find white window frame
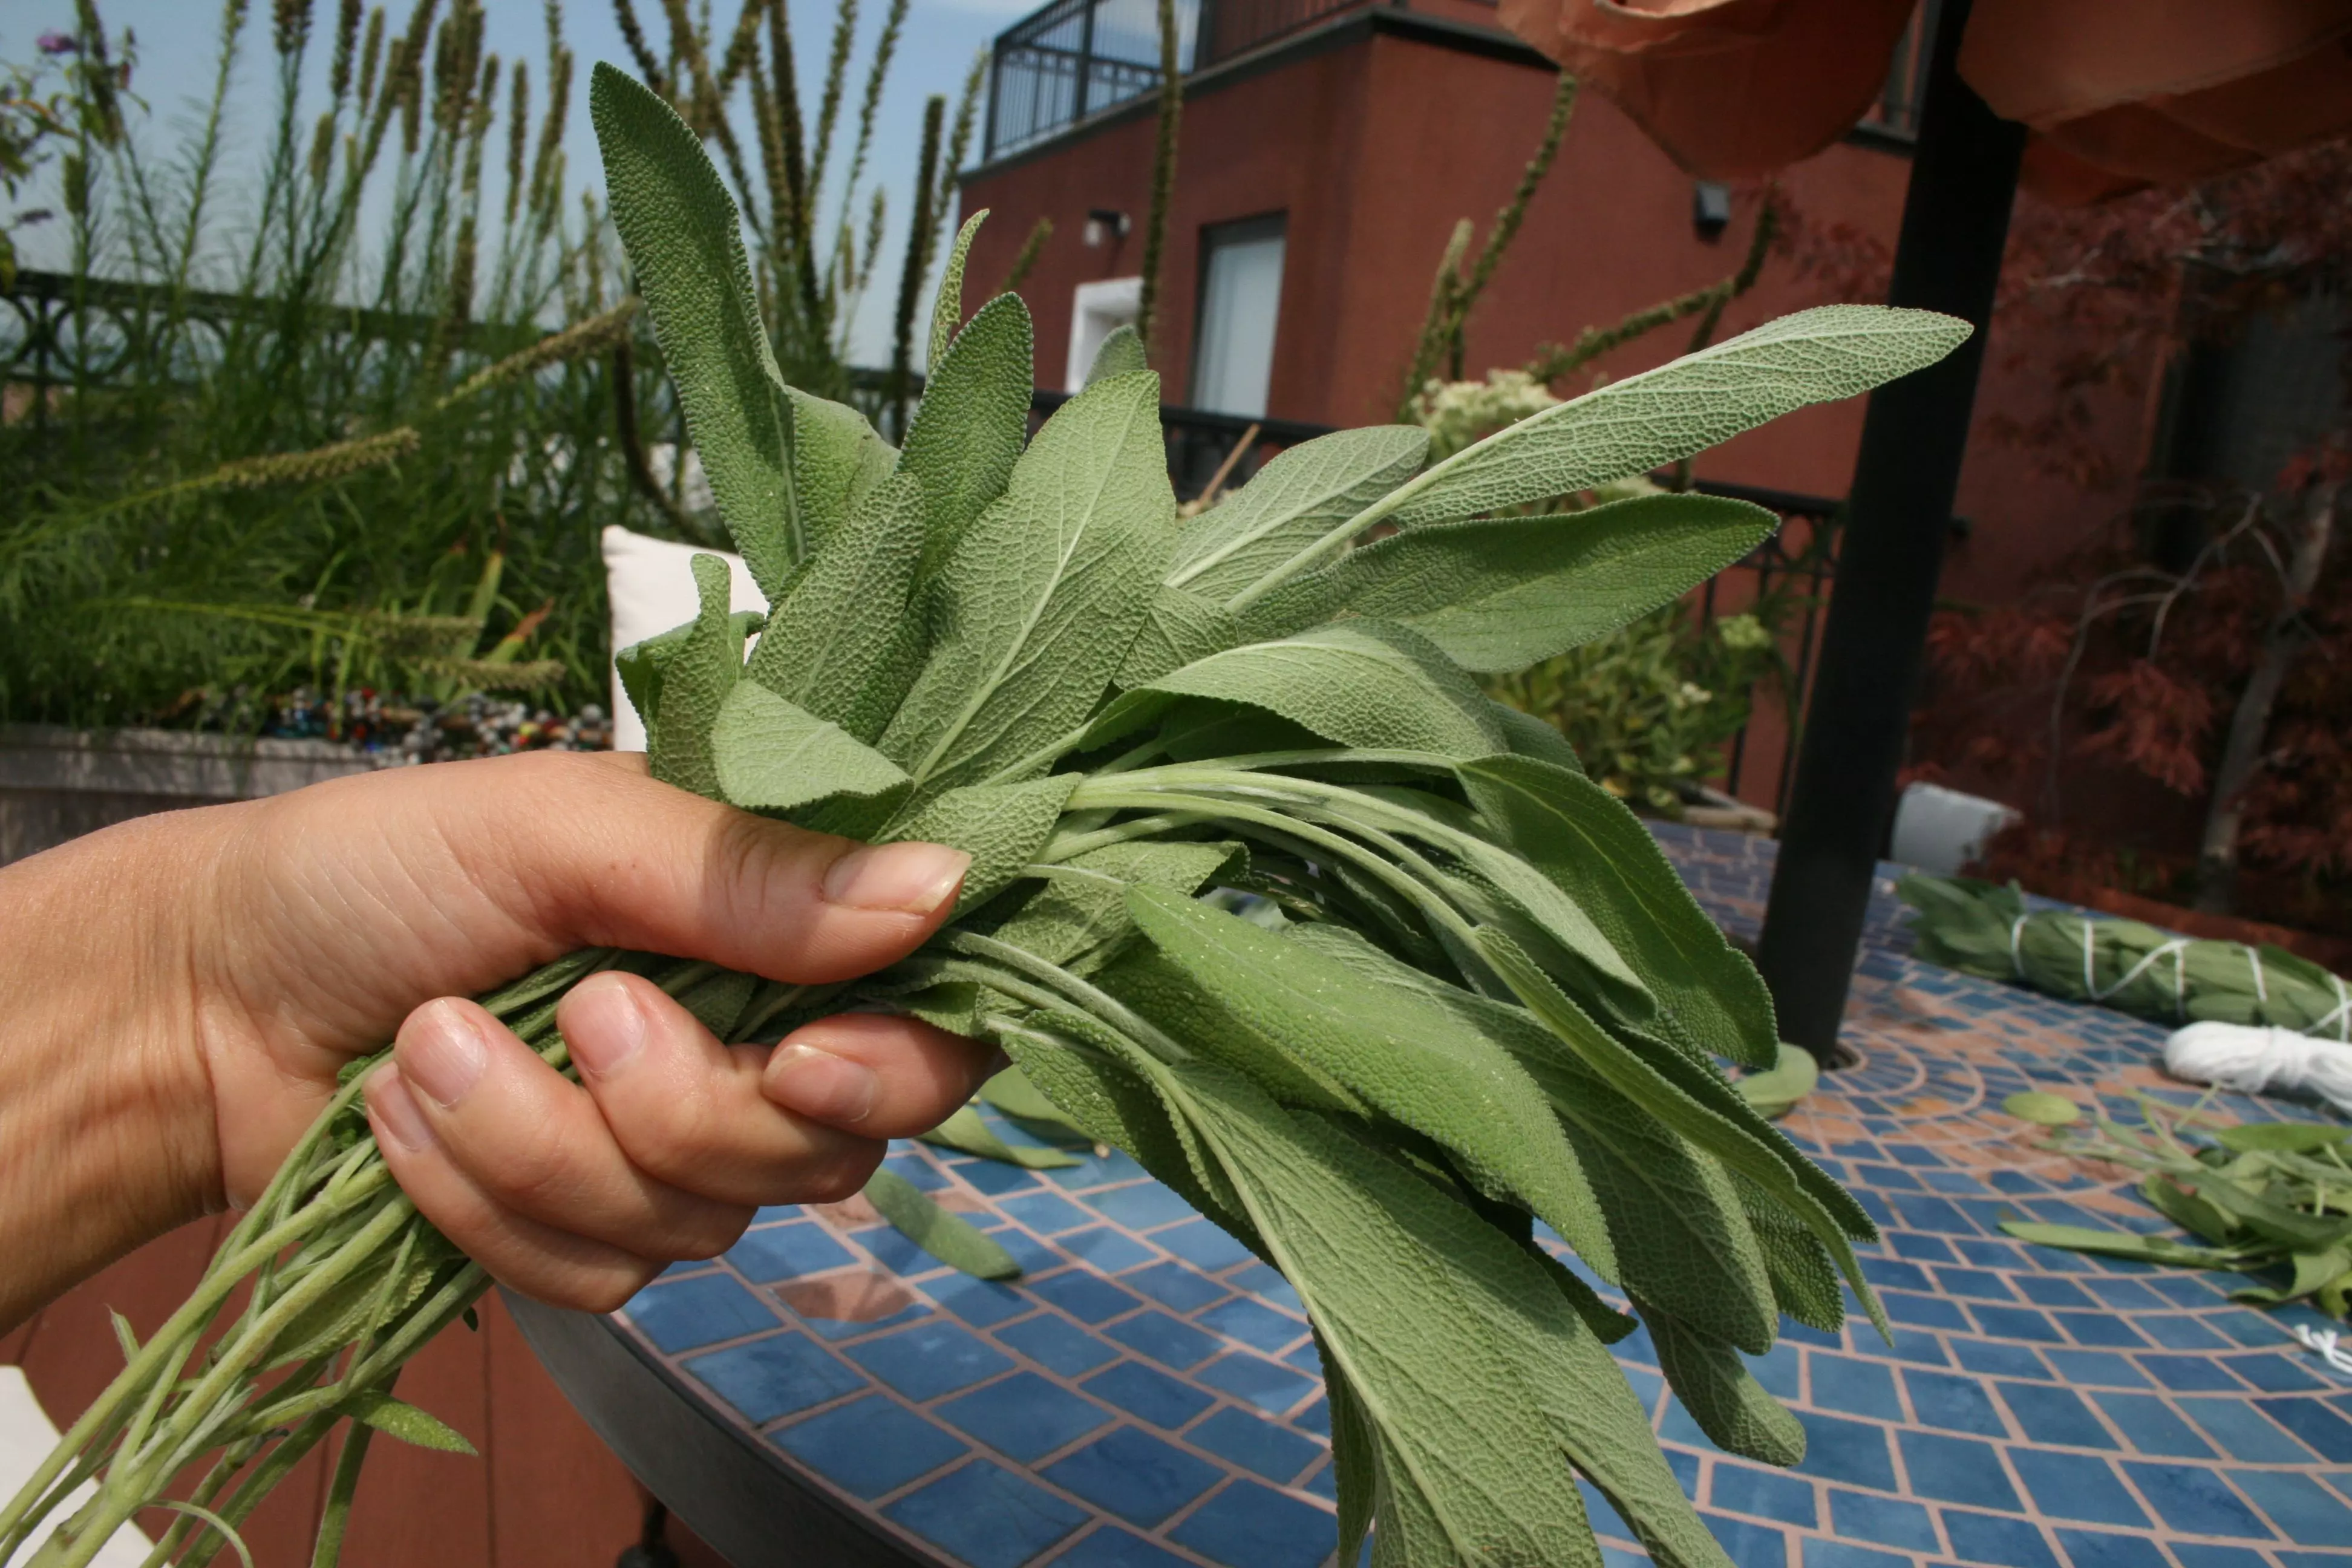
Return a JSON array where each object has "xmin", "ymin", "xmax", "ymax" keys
[{"xmin": 1065, "ymin": 276, "xmax": 1142, "ymax": 392}]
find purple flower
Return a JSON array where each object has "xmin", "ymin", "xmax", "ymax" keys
[{"xmin": 36, "ymin": 31, "xmax": 79, "ymax": 55}]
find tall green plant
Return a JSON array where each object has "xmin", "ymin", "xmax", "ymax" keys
[
  {"xmin": 0, "ymin": 71, "xmax": 1970, "ymax": 1568},
  {"xmin": 0, "ymin": 0, "xmax": 655, "ymax": 727}
]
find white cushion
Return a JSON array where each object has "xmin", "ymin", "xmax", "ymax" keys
[
  {"xmin": 1, "ymin": 1367, "xmax": 154, "ymax": 1566},
  {"xmin": 600, "ymin": 526, "xmax": 766, "ymax": 752}
]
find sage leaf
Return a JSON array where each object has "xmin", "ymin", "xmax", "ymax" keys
[
  {"xmin": 1638, "ymin": 1302, "xmax": 1805, "ymax": 1466},
  {"xmin": 1115, "ymin": 586, "xmax": 1244, "ymax": 688},
  {"xmin": 978, "ymin": 1065, "xmax": 1091, "ymax": 1139},
  {"xmin": 744, "ymin": 470, "xmax": 927, "ymax": 742},
  {"xmin": 2002, "ymin": 1091, "xmax": 2082, "ymax": 1126},
  {"xmin": 880, "ymin": 371, "xmax": 1174, "ymax": 795},
  {"xmin": 918, "ymin": 1105, "xmax": 1081, "ymax": 1168},
  {"xmin": 1166, "ymin": 425, "xmax": 1429, "ymax": 604},
  {"xmin": 879, "ymin": 774, "xmax": 1081, "ymax": 912},
  {"xmin": 987, "ymin": 840, "xmax": 1243, "ymax": 970},
  {"xmin": 648, "ymin": 555, "xmax": 746, "ymax": 797},
  {"xmin": 928, "ymin": 210, "xmax": 987, "ymax": 374},
  {"xmin": 339, "ymin": 1391, "xmax": 476, "ymax": 1455},
  {"xmin": 617, "ymin": 609, "xmax": 763, "ymax": 731},
  {"xmin": 1096, "ymin": 621, "xmax": 1507, "ymax": 760},
  {"xmin": 1460, "ymin": 754, "xmax": 1780, "ymax": 1067},
  {"xmin": 1489, "ymin": 700, "xmax": 1584, "ymax": 773},
  {"xmin": 863, "ymin": 1168, "xmax": 1021, "ymax": 1279},
  {"xmin": 1736, "ymin": 1044, "xmax": 1819, "ymax": 1120},
  {"xmin": 1085, "ymin": 324, "xmax": 1148, "ymax": 386},
  {"xmin": 786, "ymin": 388, "xmax": 897, "ymax": 560},
  {"xmin": 2213, "ymin": 1122, "xmax": 2349, "ymax": 1154},
  {"xmin": 897, "ymin": 293, "xmax": 1034, "ymax": 568},
  {"xmin": 676, "ymin": 967, "xmax": 757, "ymax": 1039},
  {"xmin": 1242, "ymin": 494, "xmax": 1778, "ymax": 670},
  {"xmin": 711, "ymin": 684, "xmax": 909, "ymax": 814},
  {"xmin": 1998, "ymin": 1221, "xmax": 2247, "ymax": 1269},
  {"xmin": 1125, "ymin": 886, "xmax": 1620, "ymax": 1278},
  {"xmin": 1285, "ymin": 921, "xmax": 1779, "ymax": 1353},
  {"xmin": 590, "ymin": 66, "xmax": 802, "ymax": 593}
]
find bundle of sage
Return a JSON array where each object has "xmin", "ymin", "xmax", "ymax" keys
[{"xmin": 0, "ymin": 65, "xmax": 1968, "ymax": 1568}]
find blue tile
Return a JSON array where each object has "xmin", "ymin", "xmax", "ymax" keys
[
  {"xmin": 1226, "ymin": 1261, "xmax": 1304, "ymax": 1315},
  {"xmin": 2013, "ymin": 1276, "xmax": 2097, "ymax": 1309},
  {"xmin": 2168, "ymin": 1544, "xmax": 2273, "ymax": 1568},
  {"xmin": 2053, "ymin": 1312, "xmax": 2150, "ymax": 1349},
  {"xmin": 1802, "ymin": 1540, "xmax": 1913, "ymax": 1568},
  {"xmin": 1659, "ymin": 1396, "xmax": 1713, "ymax": 1451},
  {"xmin": 2051, "ymin": 1529, "xmax": 2169, "ymax": 1568},
  {"xmin": 883, "ymin": 1459, "xmax": 1088, "ymax": 1568},
  {"xmin": 1082, "ymin": 1361, "xmax": 1216, "ymax": 1429},
  {"xmin": 2117, "ymin": 1462, "xmax": 2273, "ymax": 1540},
  {"xmin": 2258, "ymin": 1396, "xmax": 2352, "ymax": 1460},
  {"xmin": 1812, "ymin": 1355, "xmax": 1904, "ymax": 1420},
  {"xmin": 625, "ymin": 1273, "xmax": 779, "ymax": 1352},
  {"xmin": 851, "ymin": 1224, "xmax": 947, "ymax": 1279},
  {"xmin": 1027, "ymin": 1270, "xmax": 1143, "ymax": 1324},
  {"xmin": 1935, "ymin": 1268, "xmax": 2021, "ymax": 1302},
  {"xmin": 1711, "ymin": 1462, "xmax": 1817, "ymax": 1526},
  {"xmin": 1049, "ymin": 1527, "xmax": 1199, "ymax": 1567},
  {"xmin": 2088, "ymin": 1393, "xmax": 2215, "ymax": 1459},
  {"xmin": 1898, "ymin": 1430, "xmax": 2020, "ymax": 1510},
  {"xmin": 1955, "ymin": 1339, "xmax": 2053, "ymax": 1381},
  {"xmin": 1151, "ymin": 1217, "xmax": 1256, "ymax": 1271},
  {"xmin": 1088, "ymin": 1182, "xmax": 1201, "ymax": 1231},
  {"xmin": 1168, "ymin": 1480, "xmax": 1337, "ymax": 1568},
  {"xmin": 1046, "ymin": 1148, "xmax": 1148, "ymax": 1191},
  {"xmin": 1892, "ymin": 1233, "xmax": 1959, "ymax": 1264},
  {"xmin": 2135, "ymin": 1355, "xmax": 2247, "ymax": 1393},
  {"xmin": 935, "ymin": 1370, "xmax": 1111, "ymax": 1462},
  {"xmin": 1187, "ymin": 1405, "xmax": 1320, "ymax": 1482},
  {"xmin": 989, "ymin": 1227, "xmax": 1065, "ymax": 1276},
  {"xmin": 881, "ymin": 1150, "xmax": 948, "ymax": 1189},
  {"xmin": 1892, "ymin": 1194, "xmax": 1983, "ymax": 1235},
  {"xmin": 1120, "ymin": 1261, "xmax": 1227, "ymax": 1313},
  {"xmin": 952, "ymin": 1160, "xmax": 1043, "ymax": 1198},
  {"xmin": 683, "ymin": 1333, "xmax": 864, "ymax": 1424},
  {"xmin": 1792, "ymin": 1411, "xmax": 1897, "ymax": 1491},
  {"xmin": 1863, "ymin": 1256, "xmax": 1935, "ymax": 1292},
  {"xmin": 1885, "ymin": 1291, "xmax": 1975, "ymax": 1331},
  {"xmin": 998, "ymin": 1190, "xmax": 1093, "ymax": 1235},
  {"xmin": 1998, "ymin": 1382, "xmax": 2114, "ymax": 1448},
  {"xmin": 846, "ymin": 1319, "xmax": 1014, "ymax": 1400},
  {"xmin": 770, "ymin": 1395, "xmax": 967, "ymax": 1497},
  {"xmin": 2226, "ymin": 1353, "xmax": 2329, "ymax": 1392},
  {"xmin": 1197, "ymin": 1351, "xmax": 1318, "ymax": 1415},
  {"xmin": 2077, "ymin": 1278, "xmax": 2164, "ymax": 1311},
  {"xmin": 1942, "ymin": 1509, "xmax": 2059, "ymax": 1568},
  {"xmin": 925, "ymin": 1272, "xmax": 1031, "ymax": 1327},
  {"xmin": 1290, "ymin": 1394, "xmax": 1331, "ymax": 1437},
  {"xmin": 2180, "ymin": 1398, "xmax": 2316, "ymax": 1463},
  {"xmin": 1829, "ymin": 1489, "xmax": 1939, "ymax": 1551},
  {"xmin": 2129, "ymin": 1315, "xmax": 2232, "ymax": 1352},
  {"xmin": 1103, "ymin": 1310, "xmax": 1220, "ymax": 1370},
  {"xmin": 994, "ymin": 1312, "xmax": 1117, "ymax": 1376},
  {"xmin": 725, "ymin": 1222, "xmax": 855, "ymax": 1283},
  {"xmin": 1044, "ymin": 1426, "xmax": 1221, "ymax": 1527},
  {"xmin": 787, "ymin": 1292, "xmax": 930, "ymax": 1342},
  {"xmin": 1904, "ymin": 1369, "xmax": 2006, "ymax": 1436},
  {"xmin": 2227, "ymin": 1468, "xmax": 2352, "ymax": 1546},
  {"xmin": 1970, "ymin": 1305, "xmax": 2065, "ymax": 1344},
  {"xmin": 1197, "ymin": 1296, "xmax": 1304, "ymax": 1355},
  {"xmin": 2042, "ymin": 1351, "xmax": 2149, "ymax": 1390},
  {"xmin": 1060, "ymin": 1226, "xmax": 1158, "ymax": 1273},
  {"xmin": 1704, "ymin": 1513, "xmax": 1791, "ymax": 1568}
]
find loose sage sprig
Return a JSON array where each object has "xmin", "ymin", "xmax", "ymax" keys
[{"xmin": 3, "ymin": 64, "xmax": 1970, "ymax": 1568}]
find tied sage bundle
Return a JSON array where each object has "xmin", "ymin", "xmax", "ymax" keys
[{"xmin": 1, "ymin": 66, "xmax": 1968, "ymax": 1568}]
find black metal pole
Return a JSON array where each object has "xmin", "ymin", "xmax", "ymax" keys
[{"xmin": 1753, "ymin": 0, "xmax": 2024, "ymax": 1062}]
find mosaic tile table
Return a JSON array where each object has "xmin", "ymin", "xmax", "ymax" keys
[{"xmin": 509, "ymin": 825, "xmax": 2352, "ymax": 1568}]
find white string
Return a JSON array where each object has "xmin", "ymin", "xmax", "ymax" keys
[
  {"xmin": 2010, "ymin": 915, "xmax": 2030, "ymax": 981},
  {"xmin": 2247, "ymin": 946, "xmax": 2270, "ymax": 1011},
  {"xmin": 2293, "ymin": 1324, "xmax": 2352, "ymax": 1380},
  {"xmin": 2083, "ymin": 933, "xmax": 2194, "ymax": 1016},
  {"xmin": 2321, "ymin": 974, "xmax": 2351, "ymax": 1044}
]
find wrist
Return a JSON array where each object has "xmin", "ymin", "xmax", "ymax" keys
[{"xmin": 0, "ymin": 808, "xmax": 230, "ymax": 1327}]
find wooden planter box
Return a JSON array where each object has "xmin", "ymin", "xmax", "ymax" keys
[{"xmin": 0, "ymin": 724, "xmax": 387, "ymax": 867}]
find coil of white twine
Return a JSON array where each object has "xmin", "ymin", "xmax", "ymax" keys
[{"xmin": 2163, "ymin": 1021, "xmax": 2352, "ymax": 1116}]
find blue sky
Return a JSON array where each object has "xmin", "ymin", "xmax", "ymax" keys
[{"xmin": 9, "ymin": 0, "xmax": 1034, "ymax": 365}]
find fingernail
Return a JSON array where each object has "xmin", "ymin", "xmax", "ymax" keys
[
  {"xmin": 402, "ymin": 1001, "xmax": 488, "ymax": 1108},
  {"xmin": 367, "ymin": 1067, "xmax": 437, "ymax": 1152},
  {"xmin": 766, "ymin": 1044, "xmax": 880, "ymax": 1125},
  {"xmin": 821, "ymin": 842, "xmax": 970, "ymax": 914},
  {"xmin": 566, "ymin": 976, "xmax": 648, "ymax": 1077}
]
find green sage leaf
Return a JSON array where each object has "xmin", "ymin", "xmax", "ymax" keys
[
  {"xmin": 648, "ymin": 555, "xmax": 746, "ymax": 796},
  {"xmin": 879, "ymin": 774, "xmax": 1082, "ymax": 913},
  {"xmin": 785, "ymin": 388, "xmax": 897, "ymax": 561},
  {"xmin": 897, "ymin": 292, "xmax": 1034, "ymax": 569},
  {"xmin": 339, "ymin": 1391, "xmax": 477, "ymax": 1455},
  {"xmin": 590, "ymin": 65, "xmax": 802, "ymax": 593},
  {"xmin": 918, "ymin": 1105, "xmax": 1081, "ymax": 1168},
  {"xmin": 1166, "ymin": 425, "xmax": 1430, "ymax": 605},
  {"xmin": 1085, "ymin": 324, "xmax": 1148, "ymax": 386},
  {"xmin": 744, "ymin": 471, "xmax": 929, "ymax": 743},
  {"xmin": 2002, "ymin": 1091, "xmax": 2082, "ymax": 1126},
  {"xmin": 929, "ymin": 210, "xmax": 987, "ymax": 374},
  {"xmin": 1639, "ymin": 1302, "xmax": 1805, "ymax": 1466},
  {"xmin": 863, "ymin": 1168, "xmax": 1021, "ymax": 1279},
  {"xmin": 711, "ymin": 684, "xmax": 909, "ymax": 814}
]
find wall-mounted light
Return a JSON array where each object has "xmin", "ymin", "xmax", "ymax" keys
[
  {"xmin": 1083, "ymin": 207, "xmax": 1132, "ymax": 247},
  {"xmin": 1692, "ymin": 180, "xmax": 1731, "ymax": 242}
]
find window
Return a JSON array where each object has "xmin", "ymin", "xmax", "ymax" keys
[
  {"xmin": 1065, "ymin": 276, "xmax": 1142, "ymax": 391},
  {"xmin": 1189, "ymin": 215, "xmax": 1285, "ymax": 417}
]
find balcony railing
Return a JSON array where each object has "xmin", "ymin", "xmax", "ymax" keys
[{"xmin": 984, "ymin": 0, "xmax": 1366, "ymax": 159}]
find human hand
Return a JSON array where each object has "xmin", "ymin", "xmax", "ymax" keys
[{"xmin": 0, "ymin": 751, "xmax": 986, "ymax": 1327}]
